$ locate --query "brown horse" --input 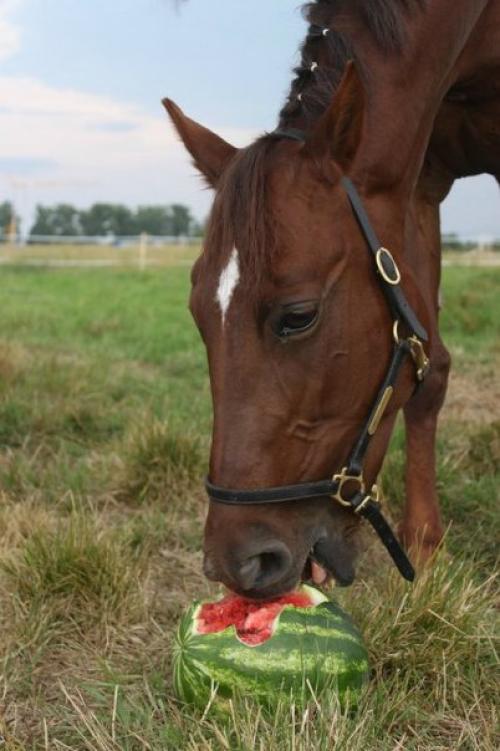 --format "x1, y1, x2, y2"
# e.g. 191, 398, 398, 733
164, 0, 500, 599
